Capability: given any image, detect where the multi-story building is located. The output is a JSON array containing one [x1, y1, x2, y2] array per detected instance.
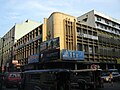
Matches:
[[9, 11, 120, 71], [41, 12, 102, 70], [0, 20, 41, 72], [77, 10, 120, 69], [14, 12, 118, 71], [14, 24, 43, 70]]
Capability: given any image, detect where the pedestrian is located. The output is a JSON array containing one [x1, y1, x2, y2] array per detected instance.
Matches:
[[109, 72, 113, 86]]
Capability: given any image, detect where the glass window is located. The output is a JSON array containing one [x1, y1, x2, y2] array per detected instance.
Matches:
[[97, 17, 101, 21], [89, 46, 93, 53], [77, 44, 82, 51], [36, 29, 38, 36], [9, 73, 21, 78], [83, 29, 87, 34], [77, 28, 81, 33], [105, 20, 109, 24]]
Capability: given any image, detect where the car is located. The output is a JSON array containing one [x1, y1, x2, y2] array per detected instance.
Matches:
[[101, 69, 120, 82], [4, 72, 21, 88], [101, 70, 110, 82], [109, 69, 120, 81]]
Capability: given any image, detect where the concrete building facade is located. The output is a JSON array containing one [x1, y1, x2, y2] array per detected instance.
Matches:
[[77, 10, 120, 68], [0, 20, 41, 71], [14, 12, 120, 71], [1, 11, 120, 71]]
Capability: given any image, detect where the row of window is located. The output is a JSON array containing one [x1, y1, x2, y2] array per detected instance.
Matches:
[[96, 16, 120, 29], [16, 26, 42, 47], [77, 28, 97, 36], [96, 23, 120, 34], [77, 43, 98, 54]]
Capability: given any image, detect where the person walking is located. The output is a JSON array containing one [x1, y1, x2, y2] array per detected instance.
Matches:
[[109, 72, 113, 86]]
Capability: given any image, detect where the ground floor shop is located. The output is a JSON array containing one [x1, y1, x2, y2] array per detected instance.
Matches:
[[21, 61, 118, 71]]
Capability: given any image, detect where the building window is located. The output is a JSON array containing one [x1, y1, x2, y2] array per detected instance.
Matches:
[[93, 32, 97, 36], [77, 28, 81, 33], [97, 17, 101, 21], [94, 46, 98, 54], [89, 46, 93, 54], [83, 45, 88, 52], [88, 31, 92, 35], [112, 22, 116, 27], [30, 32, 32, 39], [104, 26, 107, 30], [77, 43, 82, 51], [96, 23, 99, 27], [105, 20, 109, 24], [100, 24, 103, 28], [83, 29, 87, 34], [36, 29, 38, 36]]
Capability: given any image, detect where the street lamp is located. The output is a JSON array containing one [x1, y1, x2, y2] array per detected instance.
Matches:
[[0, 36, 14, 73]]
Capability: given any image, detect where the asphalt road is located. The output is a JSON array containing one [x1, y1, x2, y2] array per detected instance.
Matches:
[[95, 81, 120, 90], [2, 81, 120, 90]]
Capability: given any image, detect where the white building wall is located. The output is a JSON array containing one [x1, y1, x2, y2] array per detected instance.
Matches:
[[15, 20, 41, 40], [77, 10, 95, 27], [77, 10, 120, 36], [0, 20, 41, 67]]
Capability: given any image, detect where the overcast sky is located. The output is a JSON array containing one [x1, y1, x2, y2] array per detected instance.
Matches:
[[0, 0, 120, 37]]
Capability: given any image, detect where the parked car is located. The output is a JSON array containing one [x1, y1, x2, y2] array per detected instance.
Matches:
[[4, 72, 21, 88], [101, 69, 120, 82]]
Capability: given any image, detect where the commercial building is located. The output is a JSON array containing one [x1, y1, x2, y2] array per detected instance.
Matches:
[[14, 11, 120, 71], [77, 10, 120, 69], [14, 24, 43, 70], [1, 11, 120, 71], [0, 20, 41, 72]]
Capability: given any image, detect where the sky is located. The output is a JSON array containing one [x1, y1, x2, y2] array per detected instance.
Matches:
[[0, 0, 120, 37]]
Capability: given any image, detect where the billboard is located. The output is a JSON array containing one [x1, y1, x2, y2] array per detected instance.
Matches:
[[61, 49, 84, 60], [40, 49, 60, 61], [28, 54, 39, 64], [40, 37, 60, 52]]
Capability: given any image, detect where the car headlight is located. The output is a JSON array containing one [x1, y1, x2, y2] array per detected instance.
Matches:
[[105, 77, 109, 81]]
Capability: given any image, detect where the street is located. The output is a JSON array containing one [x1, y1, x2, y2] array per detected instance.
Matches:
[[96, 81, 120, 90], [2, 81, 120, 90]]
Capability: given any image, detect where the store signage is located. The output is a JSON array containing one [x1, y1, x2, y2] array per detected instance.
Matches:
[[28, 54, 39, 64], [61, 49, 84, 60], [40, 37, 60, 52], [40, 49, 60, 61], [77, 33, 98, 40]]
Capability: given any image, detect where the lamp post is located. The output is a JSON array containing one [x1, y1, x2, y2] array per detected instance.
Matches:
[[0, 36, 14, 72]]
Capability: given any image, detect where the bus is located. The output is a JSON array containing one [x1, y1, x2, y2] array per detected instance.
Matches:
[[19, 69, 103, 90]]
